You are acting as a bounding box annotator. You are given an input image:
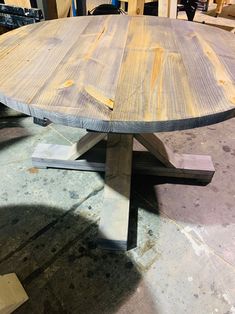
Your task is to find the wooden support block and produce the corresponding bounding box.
[56,0,73,18]
[32,132,106,167]
[158,0,169,17]
[98,134,133,250]
[32,158,105,171]
[71,132,106,160]
[135,133,176,167]
[32,140,214,183]
[158,0,177,18]
[31,149,214,183]
[133,151,215,182]
[32,131,215,184]
[0,273,28,314]
[128,0,145,15]
[135,133,215,181]
[32,144,106,171]
[169,0,177,18]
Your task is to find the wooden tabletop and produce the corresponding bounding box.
[0,16,234,133]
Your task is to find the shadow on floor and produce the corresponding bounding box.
[0,102,26,118]
[0,204,157,314]
[0,118,30,149]
[132,173,235,227]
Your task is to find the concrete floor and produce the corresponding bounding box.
[0,4,235,312]
[0,3,234,313]
[0,111,234,314]
[178,2,235,30]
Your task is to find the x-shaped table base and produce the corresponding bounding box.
[32,132,215,250]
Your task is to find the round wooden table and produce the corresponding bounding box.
[0,16,234,250]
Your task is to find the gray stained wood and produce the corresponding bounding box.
[32,144,215,183]
[0,15,235,133]
[98,134,133,250]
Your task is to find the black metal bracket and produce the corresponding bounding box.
[33,117,51,127]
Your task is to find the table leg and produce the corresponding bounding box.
[98,134,133,250]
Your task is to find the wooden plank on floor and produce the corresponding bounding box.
[0,273,28,314]
[98,134,133,250]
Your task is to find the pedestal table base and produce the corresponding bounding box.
[32,132,215,250]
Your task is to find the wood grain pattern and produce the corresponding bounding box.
[32,145,214,183]
[98,134,133,250]
[0,16,234,133]
[4,0,31,8]
[127,0,144,15]
[32,132,106,163]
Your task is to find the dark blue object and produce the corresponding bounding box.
[72,0,76,16]
[112,0,120,7]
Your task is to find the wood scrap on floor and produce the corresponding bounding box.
[0,273,28,314]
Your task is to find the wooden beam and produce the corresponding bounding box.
[133,151,215,182]
[32,146,214,183]
[158,0,177,18]
[42,0,72,19]
[135,133,176,168]
[4,0,31,8]
[168,0,177,18]
[56,0,73,18]
[32,132,106,166]
[158,0,169,17]
[71,132,106,160]
[98,134,133,250]
[135,133,214,170]
[128,0,145,15]
[135,133,215,181]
